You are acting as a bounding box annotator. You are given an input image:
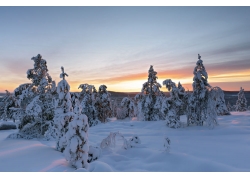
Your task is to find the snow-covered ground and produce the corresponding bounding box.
[1,112,250,172]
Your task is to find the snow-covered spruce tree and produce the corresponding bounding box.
[136,65,164,121]
[10,54,57,139]
[186,54,218,127]
[64,98,89,169]
[78,84,99,127]
[0,90,16,121]
[94,85,112,123]
[162,79,183,128]
[70,92,80,109]
[212,86,230,115]
[117,97,136,119]
[54,67,74,152]
[235,87,248,112]
[177,82,188,115]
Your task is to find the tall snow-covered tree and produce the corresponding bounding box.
[162,79,183,128]
[8,54,57,139]
[78,84,99,127]
[95,85,112,123]
[64,98,89,169]
[54,66,74,152]
[235,87,248,112]
[187,54,217,127]
[136,65,163,121]
[212,86,230,115]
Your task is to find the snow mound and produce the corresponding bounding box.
[88,161,113,172]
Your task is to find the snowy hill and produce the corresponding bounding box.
[1,111,250,172]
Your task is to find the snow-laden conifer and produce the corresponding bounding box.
[212,87,230,115]
[9,54,57,139]
[186,54,218,127]
[54,67,74,152]
[163,79,183,128]
[0,90,16,121]
[64,98,89,169]
[235,87,248,112]
[136,65,163,121]
[95,85,112,123]
[78,84,99,127]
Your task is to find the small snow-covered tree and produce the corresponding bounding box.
[177,82,188,115]
[212,87,230,115]
[136,65,163,121]
[117,97,136,119]
[235,87,248,112]
[163,79,183,128]
[95,85,112,123]
[64,98,89,169]
[54,67,74,152]
[78,84,99,127]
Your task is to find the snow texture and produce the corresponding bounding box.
[1,112,250,172]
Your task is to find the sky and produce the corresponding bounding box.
[0,6,250,93]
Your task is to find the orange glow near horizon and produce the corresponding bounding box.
[1,69,249,93]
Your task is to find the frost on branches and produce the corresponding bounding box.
[64,99,89,169]
[212,86,230,116]
[235,87,248,112]
[54,67,74,152]
[95,85,112,123]
[163,79,184,128]
[8,54,57,139]
[136,65,164,121]
[78,84,99,127]
[186,54,218,127]
[117,97,136,119]
[0,90,17,121]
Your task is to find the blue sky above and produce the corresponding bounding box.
[0,6,250,92]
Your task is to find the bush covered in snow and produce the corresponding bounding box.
[117,97,136,119]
